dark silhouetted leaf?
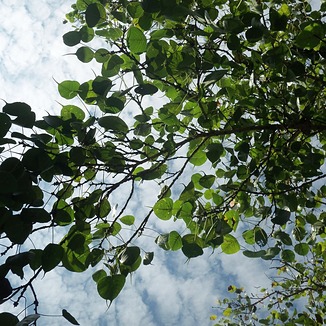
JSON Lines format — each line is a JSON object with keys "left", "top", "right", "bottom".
{"left": 42, "top": 244, "right": 64, "bottom": 272}
{"left": 85, "top": 3, "right": 106, "bottom": 28}
{"left": 62, "top": 309, "right": 80, "bottom": 325}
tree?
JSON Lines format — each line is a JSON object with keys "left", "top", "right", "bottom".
{"left": 0, "top": 0, "right": 325, "bottom": 324}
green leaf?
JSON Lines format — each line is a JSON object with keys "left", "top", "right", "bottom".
{"left": 155, "top": 234, "right": 170, "bottom": 250}
{"left": 254, "top": 227, "right": 268, "bottom": 247}
{"left": 127, "top": 26, "right": 147, "bottom": 54}
{"left": 206, "top": 143, "right": 224, "bottom": 163}
{"left": 294, "top": 243, "right": 309, "bottom": 256}
{"left": 153, "top": 198, "right": 173, "bottom": 220}
{"left": 3, "top": 102, "right": 35, "bottom": 128}
{"left": 295, "top": 21, "right": 324, "bottom": 49}
{"left": 85, "top": 3, "right": 106, "bottom": 28}
{"left": 199, "top": 175, "right": 215, "bottom": 188}
{"left": 58, "top": 80, "right": 80, "bottom": 99}
{"left": 243, "top": 250, "right": 266, "bottom": 258}
{"left": 281, "top": 249, "right": 295, "bottom": 262}
{"left": 42, "top": 244, "right": 64, "bottom": 272}
{"left": 292, "top": 226, "right": 307, "bottom": 241}
{"left": 95, "top": 48, "right": 110, "bottom": 63}
{"left": 6, "top": 252, "right": 32, "bottom": 278}
{"left": 221, "top": 234, "right": 240, "bottom": 254}
{"left": 245, "top": 27, "right": 264, "bottom": 42}
{"left": 119, "top": 246, "right": 140, "bottom": 267}
{"left": 92, "top": 269, "right": 107, "bottom": 283}
{"left": 103, "top": 96, "right": 125, "bottom": 113}
{"left": 97, "top": 275, "right": 126, "bottom": 301}
{"left": 273, "top": 230, "right": 292, "bottom": 246}
{"left": 92, "top": 77, "right": 112, "bottom": 95}
{"left": 86, "top": 248, "right": 104, "bottom": 267}
{"left": 119, "top": 215, "right": 135, "bottom": 225}
{"left": 16, "top": 314, "right": 40, "bottom": 325}
{"left": 21, "top": 208, "right": 51, "bottom": 223}
{"left": 270, "top": 8, "right": 288, "bottom": 31}
{"left": 62, "top": 309, "right": 80, "bottom": 325}
{"left": 63, "top": 31, "right": 81, "bottom": 46}
{"left": 134, "top": 83, "right": 158, "bottom": 95}
{"left": 67, "top": 234, "right": 86, "bottom": 253}
{"left": 203, "top": 70, "right": 228, "bottom": 86}
{"left": 189, "top": 149, "right": 207, "bottom": 166}
{"left": 4, "top": 215, "right": 31, "bottom": 245}
{"left": 262, "top": 247, "right": 281, "bottom": 260}
{"left": 242, "top": 229, "right": 255, "bottom": 245}
{"left": 136, "top": 164, "right": 167, "bottom": 180}
{"left": 272, "top": 209, "right": 291, "bottom": 226}
{"left": 61, "top": 105, "right": 85, "bottom": 121}
{"left": 80, "top": 25, "right": 94, "bottom": 42}
{"left": 168, "top": 231, "right": 183, "bottom": 251}
{"left": 102, "top": 55, "right": 124, "bottom": 77}
{"left": 98, "top": 116, "right": 129, "bottom": 135}
{"left": 76, "top": 46, "right": 94, "bottom": 63}
{"left": 182, "top": 235, "right": 203, "bottom": 258}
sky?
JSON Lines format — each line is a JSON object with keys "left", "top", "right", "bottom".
{"left": 0, "top": 1, "right": 321, "bottom": 325}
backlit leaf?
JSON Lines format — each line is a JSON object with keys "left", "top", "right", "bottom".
{"left": 58, "top": 80, "right": 80, "bottom": 99}
{"left": 97, "top": 275, "right": 126, "bottom": 301}
{"left": 221, "top": 234, "right": 240, "bottom": 254}
{"left": 127, "top": 27, "right": 147, "bottom": 54}
{"left": 42, "top": 244, "right": 64, "bottom": 272}
{"left": 119, "top": 215, "right": 135, "bottom": 225}
{"left": 153, "top": 198, "right": 173, "bottom": 220}
{"left": 62, "top": 309, "right": 80, "bottom": 325}
{"left": 168, "top": 231, "right": 183, "bottom": 251}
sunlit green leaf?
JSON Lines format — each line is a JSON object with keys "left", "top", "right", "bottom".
{"left": 221, "top": 234, "right": 240, "bottom": 254}
{"left": 119, "top": 215, "right": 135, "bottom": 225}
{"left": 58, "top": 80, "right": 80, "bottom": 99}
{"left": 168, "top": 231, "right": 183, "bottom": 251}
{"left": 153, "top": 198, "right": 173, "bottom": 220}
{"left": 127, "top": 27, "right": 147, "bottom": 54}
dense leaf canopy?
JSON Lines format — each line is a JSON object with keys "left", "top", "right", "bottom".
{"left": 0, "top": 0, "right": 326, "bottom": 325}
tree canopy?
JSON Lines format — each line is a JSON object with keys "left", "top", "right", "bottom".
{"left": 0, "top": 0, "right": 326, "bottom": 325}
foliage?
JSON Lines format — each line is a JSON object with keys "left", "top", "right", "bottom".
{"left": 0, "top": 0, "right": 326, "bottom": 324}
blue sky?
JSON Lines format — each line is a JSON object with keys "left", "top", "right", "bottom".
{"left": 1, "top": 0, "right": 321, "bottom": 325}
